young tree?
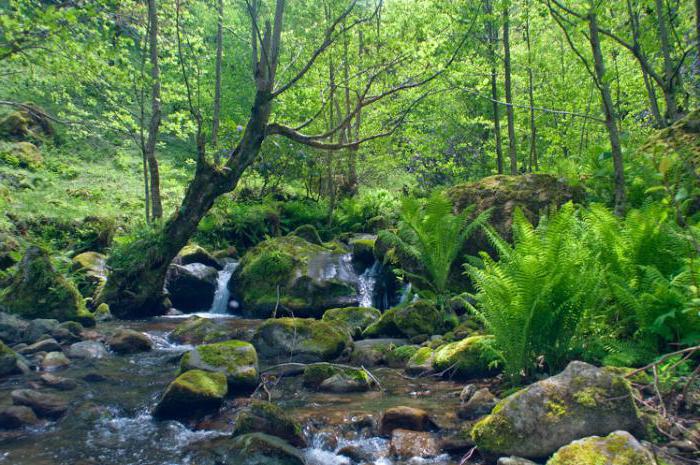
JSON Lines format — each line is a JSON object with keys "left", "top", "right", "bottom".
{"left": 502, "top": 0, "right": 518, "bottom": 174}
{"left": 485, "top": 0, "right": 504, "bottom": 174}
{"left": 101, "top": 0, "right": 466, "bottom": 317}
{"left": 145, "top": 0, "right": 163, "bottom": 220}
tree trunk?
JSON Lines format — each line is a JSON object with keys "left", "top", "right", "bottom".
{"left": 502, "top": 2, "right": 517, "bottom": 175}
{"left": 486, "top": 0, "right": 503, "bottom": 174}
{"left": 146, "top": 0, "right": 163, "bottom": 220}
{"left": 588, "top": 13, "right": 626, "bottom": 216}
{"left": 654, "top": 0, "right": 679, "bottom": 122}
{"left": 525, "top": 0, "right": 537, "bottom": 171}
{"left": 211, "top": 0, "right": 224, "bottom": 147}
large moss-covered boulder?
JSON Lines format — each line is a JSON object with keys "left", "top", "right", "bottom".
{"left": 546, "top": 431, "right": 655, "bottom": 465}
{"left": 169, "top": 316, "right": 230, "bottom": 345}
{"left": 302, "top": 363, "right": 374, "bottom": 393}
{"left": 350, "top": 235, "right": 376, "bottom": 269}
{"left": 406, "top": 347, "right": 435, "bottom": 375}
{"left": 230, "top": 235, "right": 359, "bottom": 318}
{"left": 174, "top": 244, "right": 222, "bottom": 270}
{"left": 152, "top": 370, "right": 227, "bottom": 421}
{"left": 448, "top": 174, "right": 582, "bottom": 257}
{"left": 232, "top": 400, "right": 306, "bottom": 447}
{"left": 180, "top": 340, "right": 258, "bottom": 391}
{"left": 165, "top": 263, "right": 218, "bottom": 312}
{"left": 71, "top": 251, "right": 107, "bottom": 300}
{"left": 2, "top": 247, "right": 94, "bottom": 326}
{"left": 190, "top": 433, "right": 305, "bottom": 465}
{"left": 363, "top": 300, "right": 447, "bottom": 338}
{"left": 471, "top": 361, "right": 644, "bottom": 459}
{"left": 0, "top": 141, "right": 43, "bottom": 170}
{"left": 432, "top": 335, "right": 500, "bottom": 379}
{"left": 322, "top": 306, "right": 381, "bottom": 338}
{"left": 252, "top": 317, "right": 352, "bottom": 363}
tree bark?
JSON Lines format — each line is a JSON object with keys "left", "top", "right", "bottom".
{"left": 146, "top": 0, "right": 163, "bottom": 220}
{"left": 588, "top": 12, "right": 626, "bottom": 216}
{"left": 486, "top": 0, "right": 503, "bottom": 174}
{"left": 211, "top": 0, "right": 223, "bottom": 147}
{"left": 654, "top": 0, "right": 679, "bottom": 122}
{"left": 502, "top": 2, "right": 517, "bottom": 175}
{"left": 525, "top": 0, "right": 537, "bottom": 171}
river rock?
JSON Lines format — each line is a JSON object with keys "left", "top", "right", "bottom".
{"left": 67, "top": 340, "right": 108, "bottom": 359}
{"left": 498, "top": 458, "right": 539, "bottom": 465}
{"left": 390, "top": 429, "right": 441, "bottom": 459}
{"left": 252, "top": 317, "right": 352, "bottom": 363}
{"left": 190, "top": 433, "right": 305, "bottom": 465}
{"left": 322, "top": 306, "right": 381, "bottom": 338}
{"left": 379, "top": 406, "right": 437, "bottom": 436}
{"left": 2, "top": 247, "right": 95, "bottom": 326}
{"left": 230, "top": 235, "right": 359, "bottom": 318}
{"left": 40, "top": 351, "right": 70, "bottom": 370}
{"left": 180, "top": 340, "right": 258, "bottom": 391}
{"left": 71, "top": 251, "right": 107, "bottom": 299}
{"left": 50, "top": 321, "right": 84, "bottom": 344}
{"left": 0, "top": 406, "right": 39, "bottom": 429}
{"left": 406, "top": 347, "right": 435, "bottom": 375}
{"left": 108, "top": 328, "right": 152, "bottom": 354}
{"left": 350, "top": 235, "right": 376, "bottom": 269}
{"left": 458, "top": 388, "right": 497, "bottom": 420}
{"left": 40, "top": 373, "right": 78, "bottom": 391}
{"left": 174, "top": 244, "right": 222, "bottom": 270}
{"left": 165, "top": 263, "right": 218, "bottom": 313}
{"left": 303, "top": 363, "right": 374, "bottom": 393}
{"left": 11, "top": 389, "right": 68, "bottom": 419}
{"left": 471, "top": 361, "right": 644, "bottom": 459}
{"left": 152, "top": 370, "right": 227, "bottom": 421}
{"left": 24, "top": 318, "right": 59, "bottom": 343}
{"left": 18, "top": 337, "right": 61, "bottom": 355}
{"left": 546, "top": 431, "right": 656, "bottom": 465}
{"left": 0, "top": 340, "right": 22, "bottom": 376}
{"left": 170, "top": 317, "right": 230, "bottom": 345}
{"left": 350, "top": 338, "right": 409, "bottom": 367}
{"left": 363, "top": 300, "right": 447, "bottom": 339}
{"left": 432, "top": 335, "right": 500, "bottom": 379}
{"left": 0, "top": 312, "right": 28, "bottom": 344}
{"left": 231, "top": 400, "right": 306, "bottom": 447}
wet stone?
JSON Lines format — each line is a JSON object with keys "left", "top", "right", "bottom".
{"left": 11, "top": 389, "right": 68, "bottom": 419}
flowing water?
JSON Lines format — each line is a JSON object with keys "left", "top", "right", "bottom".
{"left": 210, "top": 260, "right": 239, "bottom": 314}
{"left": 0, "top": 316, "right": 473, "bottom": 465}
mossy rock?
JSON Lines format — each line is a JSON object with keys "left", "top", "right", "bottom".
{"left": 385, "top": 344, "right": 420, "bottom": 368}
{"left": 0, "top": 233, "right": 21, "bottom": 270}
{"left": 180, "top": 340, "right": 258, "bottom": 391}
{"left": 471, "top": 361, "right": 644, "bottom": 459}
{"left": 175, "top": 244, "right": 222, "bottom": 270}
{"left": 191, "top": 433, "right": 305, "bottom": 465}
{"left": 252, "top": 317, "right": 352, "bottom": 363}
{"left": 0, "top": 105, "right": 54, "bottom": 142}
{"left": 546, "top": 431, "right": 656, "bottom": 465}
{"left": 232, "top": 400, "right": 306, "bottom": 447}
{"left": 170, "top": 317, "right": 230, "bottom": 345}
{"left": 152, "top": 369, "right": 227, "bottom": 421}
{"left": 363, "top": 300, "right": 446, "bottom": 339}
{"left": 231, "top": 235, "right": 358, "bottom": 318}
{"left": 406, "top": 347, "right": 435, "bottom": 375}
{"left": 349, "top": 236, "right": 376, "bottom": 269}
{"left": 291, "top": 224, "right": 322, "bottom": 245}
{"left": 322, "top": 306, "right": 381, "bottom": 338}
{"left": 0, "top": 340, "right": 22, "bottom": 377}
{"left": 0, "top": 141, "right": 43, "bottom": 171}
{"left": 302, "top": 362, "right": 372, "bottom": 393}
{"left": 15, "top": 215, "right": 115, "bottom": 254}
{"left": 1, "top": 246, "right": 95, "bottom": 326}
{"left": 71, "top": 251, "right": 107, "bottom": 300}
{"left": 432, "top": 335, "right": 500, "bottom": 379}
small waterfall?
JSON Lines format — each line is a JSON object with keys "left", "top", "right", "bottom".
{"left": 398, "top": 282, "right": 413, "bottom": 304}
{"left": 357, "top": 261, "right": 381, "bottom": 308}
{"left": 210, "top": 260, "right": 239, "bottom": 314}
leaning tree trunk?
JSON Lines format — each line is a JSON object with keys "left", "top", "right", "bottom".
{"left": 146, "top": 0, "right": 163, "bottom": 220}
{"left": 502, "top": 2, "right": 518, "bottom": 175}
{"left": 588, "top": 13, "right": 626, "bottom": 216}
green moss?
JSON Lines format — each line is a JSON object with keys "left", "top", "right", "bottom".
{"left": 546, "top": 431, "right": 655, "bottom": 465}
{"left": 171, "top": 317, "right": 228, "bottom": 344}
{"left": 408, "top": 346, "right": 434, "bottom": 366}
{"left": 322, "top": 306, "right": 381, "bottom": 337}
{"left": 232, "top": 401, "right": 305, "bottom": 447}
{"left": 389, "top": 344, "right": 419, "bottom": 362}
{"left": 302, "top": 363, "right": 369, "bottom": 389}
{"left": 173, "top": 369, "right": 228, "bottom": 398}
{"left": 291, "top": 224, "right": 322, "bottom": 245}
{"left": 363, "top": 300, "right": 444, "bottom": 338}
{"left": 432, "top": 335, "right": 500, "bottom": 378}
{"left": 180, "top": 340, "right": 258, "bottom": 389}
{"left": 545, "top": 400, "right": 567, "bottom": 421}
{"left": 0, "top": 141, "right": 43, "bottom": 170}
{"left": 471, "top": 412, "right": 518, "bottom": 453}
{"left": 573, "top": 387, "right": 607, "bottom": 408}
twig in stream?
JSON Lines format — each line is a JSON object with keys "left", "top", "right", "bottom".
{"left": 458, "top": 446, "right": 477, "bottom": 465}
{"left": 361, "top": 365, "right": 383, "bottom": 391}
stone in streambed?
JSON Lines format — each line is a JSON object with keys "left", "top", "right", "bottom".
{"left": 152, "top": 370, "right": 227, "bottom": 421}
{"left": 67, "top": 340, "right": 108, "bottom": 359}
{"left": 17, "top": 337, "right": 61, "bottom": 355}
{"left": 170, "top": 316, "right": 230, "bottom": 345}
{"left": 302, "top": 363, "right": 374, "bottom": 393}
{"left": 432, "top": 335, "right": 500, "bottom": 379}
{"left": 180, "top": 340, "right": 258, "bottom": 391}
{"left": 189, "top": 433, "right": 305, "bottom": 465}
{"left": 546, "top": 431, "right": 656, "bottom": 465}
{"left": 0, "top": 406, "right": 39, "bottom": 429}
{"left": 108, "top": 328, "right": 152, "bottom": 354}
{"left": 363, "top": 300, "right": 448, "bottom": 339}
{"left": 231, "top": 400, "right": 306, "bottom": 447}
{"left": 40, "top": 351, "right": 70, "bottom": 371}
{"left": 471, "top": 361, "right": 644, "bottom": 459}
{"left": 379, "top": 406, "right": 437, "bottom": 436}
{"left": 322, "top": 306, "right": 381, "bottom": 338}
{"left": 458, "top": 388, "right": 497, "bottom": 420}
{"left": 40, "top": 373, "right": 78, "bottom": 391}
{"left": 390, "top": 429, "right": 441, "bottom": 459}
{"left": 11, "top": 389, "right": 68, "bottom": 419}
{"left": 165, "top": 263, "right": 218, "bottom": 313}
{"left": 0, "top": 340, "right": 23, "bottom": 377}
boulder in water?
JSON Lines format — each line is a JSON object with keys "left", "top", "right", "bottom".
{"left": 458, "top": 388, "right": 497, "bottom": 420}
{"left": 322, "top": 306, "right": 381, "bottom": 338}
{"left": 180, "top": 340, "right": 258, "bottom": 391}
{"left": 432, "top": 335, "right": 501, "bottom": 379}
{"left": 406, "top": 346, "right": 435, "bottom": 375}
{"left": 165, "top": 263, "right": 218, "bottom": 313}
{"left": 152, "top": 370, "right": 227, "bottom": 421}
{"left": 71, "top": 251, "right": 107, "bottom": 299}
{"left": 108, "top": 328, "right": 153, "bottom": 354}
{"left": 2, "top": 247, "right": 95, "bottom": 326}
{"left": 390, "top": 429, "right": 441, "bottom": 459}
{"left": 471, "top": 361, "right": 644, "bottom": 459}
{"left": 232, "top": 400, "right": 306, "bottom": 447}
{"left": 230, "top": 235, "right": 359, "bottom": 318}
{"left": 170, "top": 316, "right": 230, "bottom": 345}
{"left": 40, "top": 351, "right": 70, "bottom": 371}
{"left": 11, "top": 389, "right": 68, "bottom": 419}
{"left": 379, "top": 406, "right": 438, "bottom": 436}
{"left": 0, "top": 405, "right": 39, "bottom": 429}
{"left": 0, "top": 312, "right": 28, "bottom": 344}
{"left": 546, "top": 431, "right": 656, "bottom": 465}
{"left": 190, "top": 433, "right": 305, "bottom": 465}
{"left": 174, "top": 244, "right": 222, "bottom": 270}
{"left": 40, "top": 373, "right": 78, "bottom": 391}
{"left": 17, "top": 337, "right": 61, "bottom": 355}
{"left": 302, "top": 363, "right": 374, "bottom": 393}
{"left": 350, "top": 235, "right": 376, "bottom": 269}
{"left": 67, "top": 340, "right": 108, "bottom": 359}
{"left": 0, "top": 340, "right": 23, "bottom": 377}
{"left": 363, "top": 300, "right": 448, "bottom": 339}
{"left": 252, "top": 317, "right": 352, "bottom": 363}
{"left": 350, "top": 338, "right": 410, "bottom": 367}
